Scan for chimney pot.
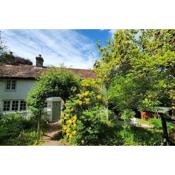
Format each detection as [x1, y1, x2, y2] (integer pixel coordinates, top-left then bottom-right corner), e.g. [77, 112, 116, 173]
[36, 54, 44, 67]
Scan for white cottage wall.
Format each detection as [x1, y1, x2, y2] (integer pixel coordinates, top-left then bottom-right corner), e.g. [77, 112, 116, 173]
[0, 79, 36, 113]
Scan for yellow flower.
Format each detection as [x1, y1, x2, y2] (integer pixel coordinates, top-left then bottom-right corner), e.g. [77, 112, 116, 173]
[77, 94, 81, 97]
[84, 91, 89, 97]
[69, 134, 72, 139]
[63, 125, 67, 130]
[85, 98, 90, 104]
[66, 119, 72, 125]
[97, 95, 102, 100]
[73, 123, 77, 128]
[78, 101, 83, 106]
[63, 116, 67, 120]
[66, 128, 70, 133]
[73, 115, 77, 121]
[72, 131, 76, 135]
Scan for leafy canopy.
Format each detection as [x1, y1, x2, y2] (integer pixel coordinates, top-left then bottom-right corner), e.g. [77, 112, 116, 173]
[27, 67, 81, 114]
[95, 29, 175, 112]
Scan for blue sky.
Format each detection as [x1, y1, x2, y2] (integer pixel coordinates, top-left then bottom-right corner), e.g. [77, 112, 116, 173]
[2, 29, 115, 69]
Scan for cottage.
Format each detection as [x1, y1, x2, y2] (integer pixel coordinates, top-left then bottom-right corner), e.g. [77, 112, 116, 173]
[0, 55, 96, 114]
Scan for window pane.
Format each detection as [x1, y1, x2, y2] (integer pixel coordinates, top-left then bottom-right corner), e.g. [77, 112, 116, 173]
[3, 101, 10, 111]
[6, 80, 11, 90]
[11, 80, 16, 90]
[12, 100, 18, 111]
[20, 100, 26, 111]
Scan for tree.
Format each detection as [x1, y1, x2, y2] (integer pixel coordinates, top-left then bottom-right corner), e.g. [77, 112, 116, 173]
[96, 29, 175, 115]
[27, 67, 81, 142]
[0, 51, 33, 65]
[0, 31, 32, 65]
[0, 31, 6, 59]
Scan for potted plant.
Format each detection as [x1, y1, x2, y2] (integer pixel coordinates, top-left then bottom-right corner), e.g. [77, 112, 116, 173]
[138, 98, 160, 119]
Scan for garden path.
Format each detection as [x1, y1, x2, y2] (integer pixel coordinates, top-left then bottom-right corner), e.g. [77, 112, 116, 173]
[41, 121, 67, 146]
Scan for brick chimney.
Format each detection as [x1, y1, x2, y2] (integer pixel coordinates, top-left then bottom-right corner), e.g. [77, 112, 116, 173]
[36, 54, 44, 67]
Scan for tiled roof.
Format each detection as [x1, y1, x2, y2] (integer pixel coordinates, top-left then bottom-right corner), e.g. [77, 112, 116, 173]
[0, 64, 96, 79]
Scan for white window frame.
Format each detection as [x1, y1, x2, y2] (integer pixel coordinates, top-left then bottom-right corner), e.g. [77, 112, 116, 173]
[3, 100, 11, 111]
[11, 100, 19, 111]
[3, 100, 27, 112]
[19, 100, 27, 111]
[5, 80, 16, 91]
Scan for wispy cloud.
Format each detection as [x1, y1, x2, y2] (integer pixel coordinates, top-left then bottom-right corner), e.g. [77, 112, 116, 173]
[109, 29, 117, 37]
[2, 30, 98, 69]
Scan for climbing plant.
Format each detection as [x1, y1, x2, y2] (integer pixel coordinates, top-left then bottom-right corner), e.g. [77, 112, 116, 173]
[27, 67, 81, 141]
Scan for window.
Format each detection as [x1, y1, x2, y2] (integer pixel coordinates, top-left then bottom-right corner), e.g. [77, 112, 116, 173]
[6, 80, 16, 90]
[12, 100, 19, 111]
[3, 101, 11, 111]
[6, 80, 11, 90]
[20, 100, 26, 111]
[3, 100, 27, 112]
[11, 80, 16, 90]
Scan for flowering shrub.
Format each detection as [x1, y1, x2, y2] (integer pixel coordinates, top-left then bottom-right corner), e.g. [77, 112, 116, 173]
[62, 78, 114, 145]
[61, 78, 164, 146]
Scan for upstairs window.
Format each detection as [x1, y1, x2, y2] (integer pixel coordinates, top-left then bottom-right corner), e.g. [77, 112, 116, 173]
[11, 80, 16, 90]
[6, 80, 16, 90]
[6, 80, 11, 90]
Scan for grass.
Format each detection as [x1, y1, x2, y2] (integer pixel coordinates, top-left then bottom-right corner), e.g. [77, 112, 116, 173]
[137, 117, 174, 130]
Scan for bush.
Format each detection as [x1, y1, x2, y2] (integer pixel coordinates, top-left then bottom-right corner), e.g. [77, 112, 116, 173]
[138, 117, 174, 130]
[64, 107, 116, 145]
[27, 67, 81, 142]
[62, 77, 164, 145]
[0, 113, 38, 145]
[62, 79, 113, 145]
[120, 109, 135, 121]
[27, 67, 81, 114]
[118, 124, 162, 145]
[5, 130, 38, 145]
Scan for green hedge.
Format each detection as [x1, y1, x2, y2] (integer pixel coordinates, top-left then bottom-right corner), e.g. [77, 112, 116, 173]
[0, 113, 38, 145]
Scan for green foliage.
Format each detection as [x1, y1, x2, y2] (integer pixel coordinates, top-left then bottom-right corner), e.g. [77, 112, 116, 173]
[108, 75, 142, 111]
[0, 52, 15, 64]
[5, 130, 38, 146]
[148, 118, 163, 129]
[96, 29, 175, 113]
[27, 67, 81, 143]
[118, 125, 162, 145]
[27, 67, 81, 114]
[0, 113, 38, 145]
[64, 107, 116, 145]
[62, 77, 162, 145]
[138, 118, 174, 130]
[138, 98, 160, 112]
[0, 52, 33, 65]
[62, 78, 113, 145]
[120, 109, 135, 121]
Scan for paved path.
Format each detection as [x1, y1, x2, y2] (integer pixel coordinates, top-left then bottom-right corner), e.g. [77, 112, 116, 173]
[41, 121, 67, 146]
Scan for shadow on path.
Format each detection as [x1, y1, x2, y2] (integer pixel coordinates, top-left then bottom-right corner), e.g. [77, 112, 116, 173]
[41, 121, 67, 146]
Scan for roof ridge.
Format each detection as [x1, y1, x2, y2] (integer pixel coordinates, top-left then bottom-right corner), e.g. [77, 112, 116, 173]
[0, 64, 96, 79]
